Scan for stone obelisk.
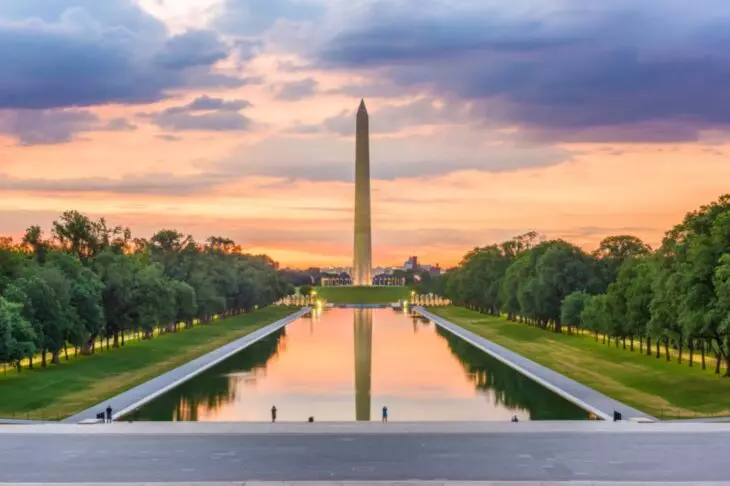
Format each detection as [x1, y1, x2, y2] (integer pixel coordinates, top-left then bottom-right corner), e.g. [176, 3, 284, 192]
[353, 99, 372, 286]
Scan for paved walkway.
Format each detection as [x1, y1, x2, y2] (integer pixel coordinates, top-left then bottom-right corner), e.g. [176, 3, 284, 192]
[1, 483, 726, 486]
[4, 421, 730, 435]
[63, 308, 310, 424]
[415, 307, 654, 421]
[2, 429, 729, 482]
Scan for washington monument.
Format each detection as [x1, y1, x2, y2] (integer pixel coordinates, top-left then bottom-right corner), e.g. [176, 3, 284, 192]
[353, 99, 372, 286]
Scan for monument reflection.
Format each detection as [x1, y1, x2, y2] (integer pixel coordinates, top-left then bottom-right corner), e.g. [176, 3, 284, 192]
[354, 308, 373, 421]
[126, 308, 589, 422]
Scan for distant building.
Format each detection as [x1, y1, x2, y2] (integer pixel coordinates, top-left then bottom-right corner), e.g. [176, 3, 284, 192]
[403, 256, 419, 271]
[419, 264, 442, 277]
[321, 276, 353, 287]
[322, 266, 352, 275]
[373, 274, 406, 286]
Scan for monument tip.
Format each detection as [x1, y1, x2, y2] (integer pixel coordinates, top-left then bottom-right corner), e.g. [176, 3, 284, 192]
[358, 98, 367, 113]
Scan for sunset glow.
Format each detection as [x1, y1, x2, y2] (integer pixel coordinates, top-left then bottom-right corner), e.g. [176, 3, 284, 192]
[2, 1, 728, 267]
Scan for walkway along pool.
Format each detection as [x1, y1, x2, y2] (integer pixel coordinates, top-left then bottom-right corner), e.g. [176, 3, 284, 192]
[125, 308, 590, 421]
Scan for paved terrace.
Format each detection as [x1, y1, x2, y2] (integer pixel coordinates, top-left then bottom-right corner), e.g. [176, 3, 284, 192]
[0, 483, 728, 486]
[1, 422, 729, 483]
[415, 307, 653, 421]
[63, 308, 310, 424]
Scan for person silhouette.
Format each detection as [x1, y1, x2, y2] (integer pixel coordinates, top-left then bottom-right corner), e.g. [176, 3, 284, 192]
[105, 405, 112, 424]
[271, 406, 277, 423]
[382, 406, 388, 423]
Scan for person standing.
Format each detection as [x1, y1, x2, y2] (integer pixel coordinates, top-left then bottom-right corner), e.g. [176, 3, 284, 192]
[271, 406, 277, 423]
[381, 406, 388, 423]
[105, 405, 112, 424]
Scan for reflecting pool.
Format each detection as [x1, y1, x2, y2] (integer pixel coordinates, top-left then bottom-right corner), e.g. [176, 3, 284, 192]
[126, 308, 589, 421]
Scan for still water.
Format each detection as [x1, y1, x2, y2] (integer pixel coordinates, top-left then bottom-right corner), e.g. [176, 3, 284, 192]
[127, 308, 589, 421]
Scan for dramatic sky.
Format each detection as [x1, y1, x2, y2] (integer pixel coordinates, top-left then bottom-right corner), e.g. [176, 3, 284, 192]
[2, 0, 730, 268]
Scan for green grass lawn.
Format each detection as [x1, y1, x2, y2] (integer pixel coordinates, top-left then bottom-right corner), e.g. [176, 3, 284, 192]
[430, 306, 730, 419]
[315, 286, 411, 304]
[0, 306, 297, 420]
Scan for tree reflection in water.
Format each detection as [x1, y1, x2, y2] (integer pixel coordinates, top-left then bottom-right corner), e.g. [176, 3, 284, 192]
[125, 328, 286, 421]
[434, 327, 590, 420]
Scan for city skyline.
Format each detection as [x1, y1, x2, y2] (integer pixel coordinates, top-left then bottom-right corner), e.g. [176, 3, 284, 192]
[2, 1, 730, 268]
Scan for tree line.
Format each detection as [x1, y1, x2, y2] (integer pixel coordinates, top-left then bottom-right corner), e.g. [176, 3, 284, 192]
[0, 210, 292, 372]
[435, 194, 730, 376]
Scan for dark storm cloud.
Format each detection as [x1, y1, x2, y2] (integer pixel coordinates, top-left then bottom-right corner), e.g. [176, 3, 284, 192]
[140, 96, 253, 132]
[154, 30, 229, 69]
[216, 0, 325, 35]
[315, 0, 730, 142]
[0, 109, 139, 145]
[272, 78, 319, 101]
[0, 0, 239, 110]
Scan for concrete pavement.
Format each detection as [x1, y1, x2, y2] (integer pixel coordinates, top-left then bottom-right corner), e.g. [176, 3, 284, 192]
[63, 308, 310, 423]
[416, 308, 653, 421]
[4, 421, 730, 435]
[2, 483, 729, 486]
[0, 428, 728, 482]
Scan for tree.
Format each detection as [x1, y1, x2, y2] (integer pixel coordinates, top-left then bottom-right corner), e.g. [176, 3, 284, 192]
[22, 225, 49, 264]
[561, 291, 589, 334]
[94, 250, 138, 350]
[581, 294, 609, 342]
[46, 252, 105, 356]
[500, 253, 531, 321]
[52, 210, 99, 262]
[4, 274, 68, 366]
[713, 253, 730, 375]
[173, 280, 197, 329]
[593, 235, 651, 286]
[516, 240, 595, 331]
[623, 258, 656, 355]
[0, 297, 36, 372]
[0, 246, 27, 294]
[460, 245, 510, 315]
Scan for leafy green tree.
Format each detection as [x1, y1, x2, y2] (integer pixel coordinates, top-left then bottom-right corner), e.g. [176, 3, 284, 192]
[713, 253, 730, 375]
[561, 291, 589, 334]
[593, 235, 651, 286]
[622, 258, 656, 355]
[173, 280, 197, 329]
[0, 245, 27, 294]
[581, 294, 609, 342]
[46, 252, 105, 356]
[499, 254, 529, 321]
[52, 210, 99, 262]
[0, 296, 36, 372]
[461, 245, 510, 315]
[22, 225, 49, 264]
[94, 250, 138, 350]
[4, 275, 68, 366]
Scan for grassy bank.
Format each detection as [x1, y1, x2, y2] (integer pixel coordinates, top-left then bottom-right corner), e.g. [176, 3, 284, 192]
[430, 306, 730, 419]
[0, 306, 297, 420]
[316, 286, 410, 304]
